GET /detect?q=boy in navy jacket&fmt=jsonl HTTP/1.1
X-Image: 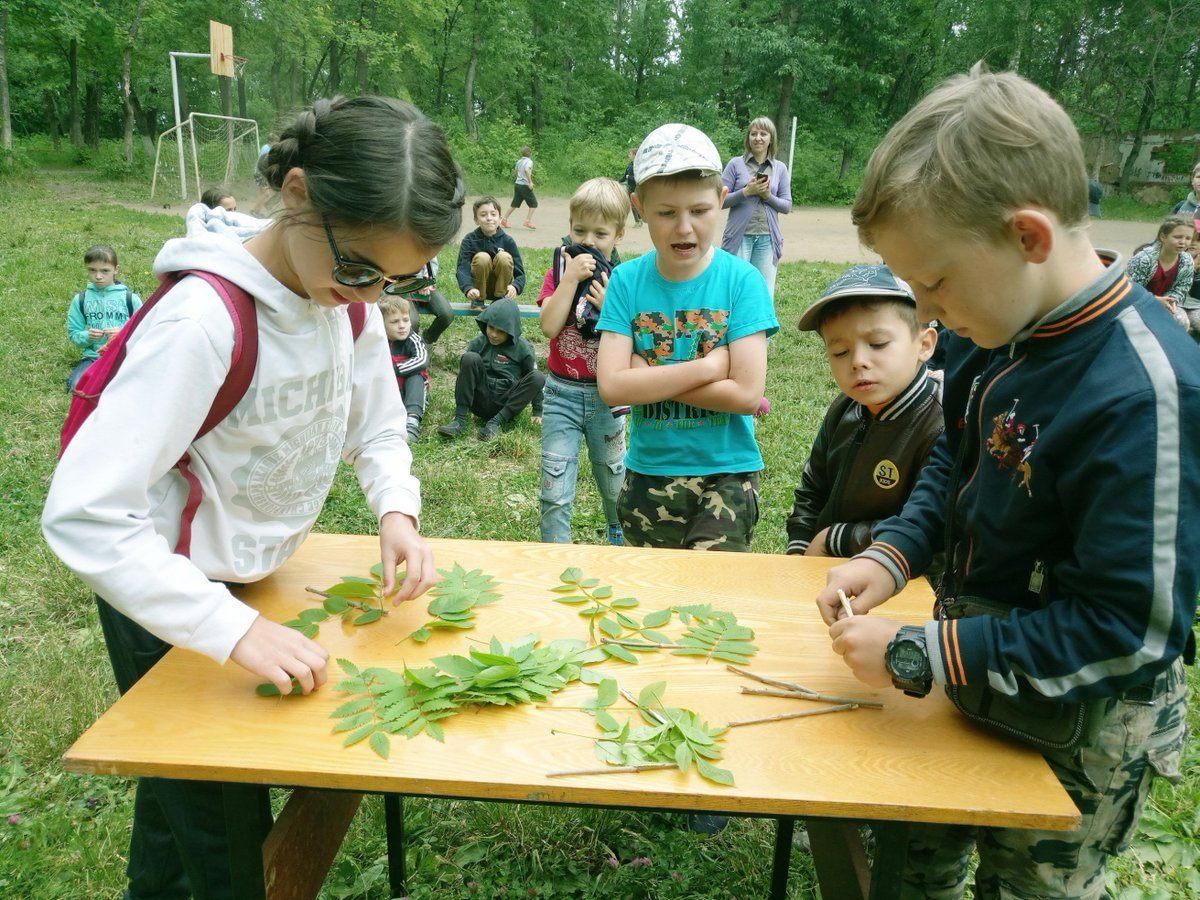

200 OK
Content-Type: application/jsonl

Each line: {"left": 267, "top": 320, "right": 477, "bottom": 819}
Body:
{"left": 819, "top": 65, "right": 1199, "bottom": 896}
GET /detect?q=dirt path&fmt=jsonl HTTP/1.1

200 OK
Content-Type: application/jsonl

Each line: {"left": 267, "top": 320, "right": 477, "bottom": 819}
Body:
{"left": 53, "top": 177, "right": 1156, "bottom": 263}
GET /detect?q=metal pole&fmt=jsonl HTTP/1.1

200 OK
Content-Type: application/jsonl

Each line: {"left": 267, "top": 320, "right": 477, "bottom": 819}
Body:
{"left": 170, "top": 53, "right": 185, "bottom": 199}
{"left": 788, "top": 115, "right": 798, "bottom": 176}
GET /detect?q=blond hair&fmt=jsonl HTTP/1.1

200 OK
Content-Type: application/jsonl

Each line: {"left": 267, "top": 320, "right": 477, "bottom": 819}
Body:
{"left": 744, "top": 116, "right": 778, "bottom": 160}
{"left": 569, "top": 177, "right": 630, "bottom": 229}
{"left": 853, "top": 63, "right": 1087, "bottom": 246}
{"left": 378, "top": 294, "right": 414, "bottom": 317}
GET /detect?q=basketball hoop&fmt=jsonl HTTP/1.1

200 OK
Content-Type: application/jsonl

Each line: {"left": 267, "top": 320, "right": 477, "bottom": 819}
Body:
{"left": 232, "top": 55, "right": 249, "bottom": 80}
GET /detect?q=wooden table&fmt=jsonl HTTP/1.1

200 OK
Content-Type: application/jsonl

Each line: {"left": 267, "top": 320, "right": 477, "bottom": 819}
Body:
{"left": 64, "top": 534, "right": 1079, "bottom": 899}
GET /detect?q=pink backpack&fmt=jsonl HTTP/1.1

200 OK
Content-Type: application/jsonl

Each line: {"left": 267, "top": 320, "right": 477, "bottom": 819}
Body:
{"left": 59, "top": 269, "right": 367, "bottom": 556}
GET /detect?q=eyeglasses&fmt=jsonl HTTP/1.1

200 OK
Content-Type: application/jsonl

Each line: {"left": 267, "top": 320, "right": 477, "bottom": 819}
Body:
{"left": 322, "top": 216, "right": 436, "bottom": 296}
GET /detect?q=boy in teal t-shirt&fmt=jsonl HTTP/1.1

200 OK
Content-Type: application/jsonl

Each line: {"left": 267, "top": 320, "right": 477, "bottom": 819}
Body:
{"left": 65, "top": 244, "right": 142, "bottom": 391}
{"left": 597, "top": 124, "right": 778, "bottom": 551}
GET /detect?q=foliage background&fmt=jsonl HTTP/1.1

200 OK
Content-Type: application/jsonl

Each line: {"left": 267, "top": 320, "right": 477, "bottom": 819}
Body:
{"left": 3, "top": 0, "right": 1200, "bottom": 199}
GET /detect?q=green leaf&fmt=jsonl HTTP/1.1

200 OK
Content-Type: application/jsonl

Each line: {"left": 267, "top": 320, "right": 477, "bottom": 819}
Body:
{"left": 595, "top": 677, "right": 618, "bottom": 708}
{"left": 602, "top": 643, "right": 637, "bottom": 664}
{"left": 323, "top": 596, "right": 351, "bottom": 614}
{"left": 560, "top": 567, "right": 582, "bottom": 584}
{"left": 343, "top": 723, "right": 377, "bottom": 747}
{"left": 550, "top": 584, "right": 579, "bottom": 594}
{"left": 609, "top": 596, "right": 637, "bottom": 608}
{"left": 325, "top": 580, "right": 379, "bottom": 599}
{"left": 355, "top": 608, "right": 383, "bottom": 626}
{"left": 300, "top": 624, "right": 319, "bottom": 639}
{"left": 614, "top": 612, "right": 640, "bottom": 630}
{"left": 580, "top": 577, "right": 601, "bottom": 588}
{"left": 409, "top": 626, "right": 431, "bottom": 643}
{"left": 578, "top": 667, "right": 604, "bottom": 684}
{"left": 475, "top": 664, "right": 521, "bottom": 685}
{"left": 675, "top": 742, "right": 693, "bottom": 773}
{"left": 370, "top": 562, "right": 385, "bottom": 580}
{"left": 431, "top": 654, "right": 483, "bottom": 678}
{"left": 642, "top": 609, "right": 672, "bottom": 628}
{"left": 297, "top": 607, "right": 330, "bottom": 624}
{"left": 711, "top": 651, "right": 752, "bottom": 664}
{"left": 641, "top": 629, "right": 670, "bottom": 644}
{"left": 695, "top": 758, "right": 735, "bottom": 786}
{"left": 591, "top": 584, "right": 613, "bottom": 598}
{"left": 425, "top": 720, "right": 445, "bottom": 742}
{"left": 369, "top": 731, "right": 390, "bottom": 759}
{"left": 331, "top": 697, "right": 373, "bottom": 717}
{"left": 598, "top": 617, "right": 623, "bottom": 638}
{"left": 595, "top": 710, "right": 620, "bottom": 732}
{"left": 332, "top": 711, "right": 375, "bottom": 733}
{"left": 553, "top": 595, "right": 589, "bottom": 604}
{"left": 255, "top": 680, "right": 302, "bottom": 697}
{"left": 638, "top": 681, "right": 667, "bottom": 709}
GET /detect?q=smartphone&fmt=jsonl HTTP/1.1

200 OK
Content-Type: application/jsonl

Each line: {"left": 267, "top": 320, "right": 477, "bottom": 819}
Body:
{"left": 755, "top": 172, "right": 768, "bottom": 182}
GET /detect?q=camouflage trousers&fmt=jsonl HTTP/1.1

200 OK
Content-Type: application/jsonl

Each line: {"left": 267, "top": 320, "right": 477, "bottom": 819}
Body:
{"left": 617, "top": 470, "right": 759, "bottom": 551}
{"left": 898, "top": 659, "right": 1188, "bottom": 899}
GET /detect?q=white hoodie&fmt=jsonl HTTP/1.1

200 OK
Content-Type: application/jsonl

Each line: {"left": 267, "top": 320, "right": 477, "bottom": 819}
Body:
{"left": 43, "top": 233, "right": 420, "bottom": 663}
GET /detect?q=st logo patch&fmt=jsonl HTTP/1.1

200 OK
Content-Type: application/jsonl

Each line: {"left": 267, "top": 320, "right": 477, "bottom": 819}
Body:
{"left": 873, "top": 459, "right": 899, "bottom": 489}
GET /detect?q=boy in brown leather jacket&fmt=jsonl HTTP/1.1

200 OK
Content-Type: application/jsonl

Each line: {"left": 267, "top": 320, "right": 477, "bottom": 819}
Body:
{"left": 786, "top": 264, "right": 942, "bottom": 557}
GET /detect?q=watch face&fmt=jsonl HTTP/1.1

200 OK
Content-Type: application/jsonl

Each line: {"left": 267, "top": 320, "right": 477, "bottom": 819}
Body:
{"left": 890, "top": 640, "right": 926, "bottom": 679}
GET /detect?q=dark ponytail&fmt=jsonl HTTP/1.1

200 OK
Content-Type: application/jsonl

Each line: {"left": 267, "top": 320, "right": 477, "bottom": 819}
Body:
{"left": 263, "top": 96, "right": 465, "bottom": 249}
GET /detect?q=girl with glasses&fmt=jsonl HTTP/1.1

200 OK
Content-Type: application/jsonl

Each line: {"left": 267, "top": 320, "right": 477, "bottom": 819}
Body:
{"left": 43, "top": 95, "right": 464, "bottom": 898}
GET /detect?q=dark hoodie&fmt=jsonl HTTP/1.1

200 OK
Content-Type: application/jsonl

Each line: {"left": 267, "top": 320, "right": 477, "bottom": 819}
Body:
{"left": 455, "top": 227, "right": 526, "bottom": 296}
{"left": 466, "top": 298, "right": 541, "bottom": 411}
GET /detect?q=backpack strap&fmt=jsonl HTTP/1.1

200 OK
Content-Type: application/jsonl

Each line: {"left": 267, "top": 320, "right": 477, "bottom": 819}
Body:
{"left": 348, "top": 302, "right": 368, "bottom": 341}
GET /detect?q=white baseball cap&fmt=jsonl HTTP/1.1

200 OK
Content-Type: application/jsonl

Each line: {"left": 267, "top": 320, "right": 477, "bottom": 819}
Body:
{"left": 633, "top": 124, "right": 723, "bottom": 187}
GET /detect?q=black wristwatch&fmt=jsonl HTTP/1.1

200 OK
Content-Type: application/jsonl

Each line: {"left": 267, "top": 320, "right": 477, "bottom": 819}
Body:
{"left": 885, "top": 625, "right": 933, "bottom": 698}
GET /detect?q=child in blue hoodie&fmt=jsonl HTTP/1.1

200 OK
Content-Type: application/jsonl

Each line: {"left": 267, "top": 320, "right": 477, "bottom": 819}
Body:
{"left": 65, "top": 245, "right": 142, "bottom": 390}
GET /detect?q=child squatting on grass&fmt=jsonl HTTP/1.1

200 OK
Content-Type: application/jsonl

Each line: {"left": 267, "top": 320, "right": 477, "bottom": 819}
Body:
{"left": 456, "top": 195, "right": 526, "bottom": 310}
{"left": 537, "top": 177, "right": 630, "bottom": 546}
{"left": 818, "top": 63, "right": 1199, "bottom": 897}
{"left": 786, "top": 264, "right": 943, "bottom": 560}
{"left": 596, "top": 123, "right": 779, "bottom": 552}
{"left": 43, "top": 95, "right": 464, "bottom": 898}
{"left": 65, "top": 244, "right": 142, "bottom": 391}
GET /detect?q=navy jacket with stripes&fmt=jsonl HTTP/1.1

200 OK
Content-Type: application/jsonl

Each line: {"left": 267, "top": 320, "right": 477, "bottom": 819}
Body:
{"left": 860, "top": 254, "right": 1200, "bottom": 702}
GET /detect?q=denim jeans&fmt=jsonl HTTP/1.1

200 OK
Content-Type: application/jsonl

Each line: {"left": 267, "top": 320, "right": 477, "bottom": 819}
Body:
{"left": 539, "top": 375, "right": 625, "bottom": 543}
{"left": 737, "top": 233, "right": 777, "bottom": 299}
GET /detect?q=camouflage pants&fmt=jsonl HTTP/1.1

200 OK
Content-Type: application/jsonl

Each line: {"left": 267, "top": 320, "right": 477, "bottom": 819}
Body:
{"left": 617, "top": 470, "right": 759, "bottom": 551}
{"left": 899, "top": 659, "right": 1188, "bottom": 899}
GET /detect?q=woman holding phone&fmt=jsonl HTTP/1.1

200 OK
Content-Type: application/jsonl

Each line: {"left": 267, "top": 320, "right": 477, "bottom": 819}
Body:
{"left": 720, "top": 116, "right": 793, "bottom": 299}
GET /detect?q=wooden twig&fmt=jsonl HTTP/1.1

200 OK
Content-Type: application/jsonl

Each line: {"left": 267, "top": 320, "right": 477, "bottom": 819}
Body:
{"left": 739, "top": 686, "right": 884, "bottom": 709}
{"left": 601, "top": 637, "right": 682, "bottom": 651}
{"left": 724, "top": 664, "right": 811, "bottom": 694}
{"left": 305, "top": 586, "right": 332, "bottom": 598}
{"left": 547, "top": 763, "right": 677, "bottom": 778}
{"left": 837, "top": 589, "right": 855, "bottom": 619}
{"left": 619, "top": 687, "right": 666, "bottom": 724}
{"left": 726, "top": 703, "right": 859, "bottom": 728}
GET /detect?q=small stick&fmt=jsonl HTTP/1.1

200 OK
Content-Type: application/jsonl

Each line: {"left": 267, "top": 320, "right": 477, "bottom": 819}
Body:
{"left": 547, "top": 763, "right": 677, "bottom": 778}
{"left": 601, "top": 637, "right": 683, "bottom": 651}
{"left": 305, "top": 586, "right": 332, "bottom": 598}
{"left": 725, "top": 664, "right": 812, "bottom": 695}
{"left": 739, "top": 686, "right": 884, "bottom": 709}
{"left": 837, "top": 589, "right": 855, "bottom": 619}
{"left": 726, "top": 703, "right": 859, "bottom": 728}
{"left": 619, "top": 687, "right": 666, "bottom": 724}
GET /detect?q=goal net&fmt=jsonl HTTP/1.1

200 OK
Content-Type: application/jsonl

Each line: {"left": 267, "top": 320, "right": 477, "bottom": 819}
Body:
{"left": 152, "top": 113, "right": 261, "bottom": 202}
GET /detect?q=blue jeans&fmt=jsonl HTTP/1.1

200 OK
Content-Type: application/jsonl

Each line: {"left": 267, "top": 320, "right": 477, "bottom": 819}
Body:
{"left": 737, "top": 233, "right": 777, "bottom": 299}
{"left": 67, "top": 357, "right": 95, "bottom": 391}
{"left": 539, "top": 375, "right": 625, "bottom": 543}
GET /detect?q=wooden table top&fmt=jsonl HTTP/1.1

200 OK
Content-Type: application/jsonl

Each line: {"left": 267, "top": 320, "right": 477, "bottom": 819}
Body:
{"left": 64, "top": 534, "right": 1079, "bottom": 830}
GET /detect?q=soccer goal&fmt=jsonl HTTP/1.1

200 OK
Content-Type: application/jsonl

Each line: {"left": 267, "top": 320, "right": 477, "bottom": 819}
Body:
{"left": 151, "top": 113, "right": 261, "bottom": 202}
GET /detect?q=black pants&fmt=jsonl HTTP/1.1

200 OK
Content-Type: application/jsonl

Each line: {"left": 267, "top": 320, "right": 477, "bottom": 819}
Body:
{"left": 95, "top": 597, "right": 234, "bottom": 900}
{"left": 454, "top": 351, "right": 544, "bottom": 422}
{"left": 399, "top": 372, "right": 427, "bottom": 421}
{"left": 412, "top": 289, "right": 453, "bottom": 347}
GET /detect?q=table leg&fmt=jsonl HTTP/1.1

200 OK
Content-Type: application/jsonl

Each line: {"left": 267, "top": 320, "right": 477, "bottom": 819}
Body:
{"left": 806, "top": 819, "right": 871, "bottom": 900}
{"left": 223, "top": 783, "right": 272, "bottom": 900}
{"left": 769, "top": 816, "right": 795, "bottom": 899}
{"left": 867, "top": 822, "right": 909, "bottom": 900}
{"left": 384, "top": 794, "right": 407, "bottom": 897}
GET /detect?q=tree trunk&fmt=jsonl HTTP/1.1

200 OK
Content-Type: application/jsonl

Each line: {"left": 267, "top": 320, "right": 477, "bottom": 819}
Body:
{"left": 121, "top": 0, "right": 148, "bottom": 163}
{"left": 270, "top": 38, "right": 283, "bottom": 115}
{"left": 838, "top": 146, "right": 852, "bottom": 180}
{"left": 237, "top": 74, "right": 247, "bottom": 118}
{"left": 530, "top": 10, "right": 543, "bottom": 136}
{"left": 1119, "top": 62, "right": 1158, "bottom": 192}
{"left": 329, "top": 40, "right": 341, "bottom": 94}
{"left": 289, "top": 59, "right": 298, "bottom": 110}
{"left": 128, "top": 89, "right": 155, "bottom": 156}
{"left": 84, "top": 80, "right": 101, "bottom": 149}
{"left": 306, "top": 44, "right": 330, "bottom": 100}
{"left": 355, "top": 47, "right": 368, "bottom": 94}
{"left": 45, "top": 90, "right": 62, "bottom": 149}
{"left": 68, "top": 38, "right": 82, "bottom": 147}
{"left": 464, "top": 9, "right": 480, "bottom": 139}
{"left": 774, "top": 74, "right": 793, "bottom": 146}
{"left": 435, "top": 1, "right": 462, "bottom": 112}
{"left": 0, "top": 0, "right": 10, "bottom": 155}
{"left": 1008, "top": 0, "right": 1033, "bottom": 74}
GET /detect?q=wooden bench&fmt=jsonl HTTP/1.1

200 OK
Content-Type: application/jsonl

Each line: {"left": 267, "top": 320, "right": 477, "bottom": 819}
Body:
{"left": 449, "top": 301, "right": 540, "bottom": 319}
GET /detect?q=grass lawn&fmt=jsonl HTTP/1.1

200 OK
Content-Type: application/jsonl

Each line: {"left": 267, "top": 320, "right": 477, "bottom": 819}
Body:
{"left": 0, "top": 171, "right": 1196, "bottom": 899}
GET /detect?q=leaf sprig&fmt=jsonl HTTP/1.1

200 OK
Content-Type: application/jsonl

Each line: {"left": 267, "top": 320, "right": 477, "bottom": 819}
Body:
{"left": 285, "top": 563, "right": 396, "bottom": 637}
{"left": 405, "top": 563, "right": 501, "bottom": 643}
{"left": 669, "top": 604, "right": 757, "bottom": 665}
{"left": 555, "top": 679, "right": 734, "bottom": 786}
{"left": 329, "top": 635, "right": 599, "bottom": 758}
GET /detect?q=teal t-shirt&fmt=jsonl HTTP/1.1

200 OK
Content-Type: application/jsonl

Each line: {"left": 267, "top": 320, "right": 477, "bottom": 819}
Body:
{"left": 596, "top": 248, "right": 778, "bottom": 476}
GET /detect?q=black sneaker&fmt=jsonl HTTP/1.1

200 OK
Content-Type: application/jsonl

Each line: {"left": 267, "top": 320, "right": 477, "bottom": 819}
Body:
{"left": 686, "top": 814, "right": 729, "bottom": 835}
{"left": 406, "top": 420, "right": 421, "bottom": 441}
{"left": 437, "top": 418, "right": 467, "bottom": 438}
{"left": 477, "top": 417, "right": 503, "bottom": 441}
